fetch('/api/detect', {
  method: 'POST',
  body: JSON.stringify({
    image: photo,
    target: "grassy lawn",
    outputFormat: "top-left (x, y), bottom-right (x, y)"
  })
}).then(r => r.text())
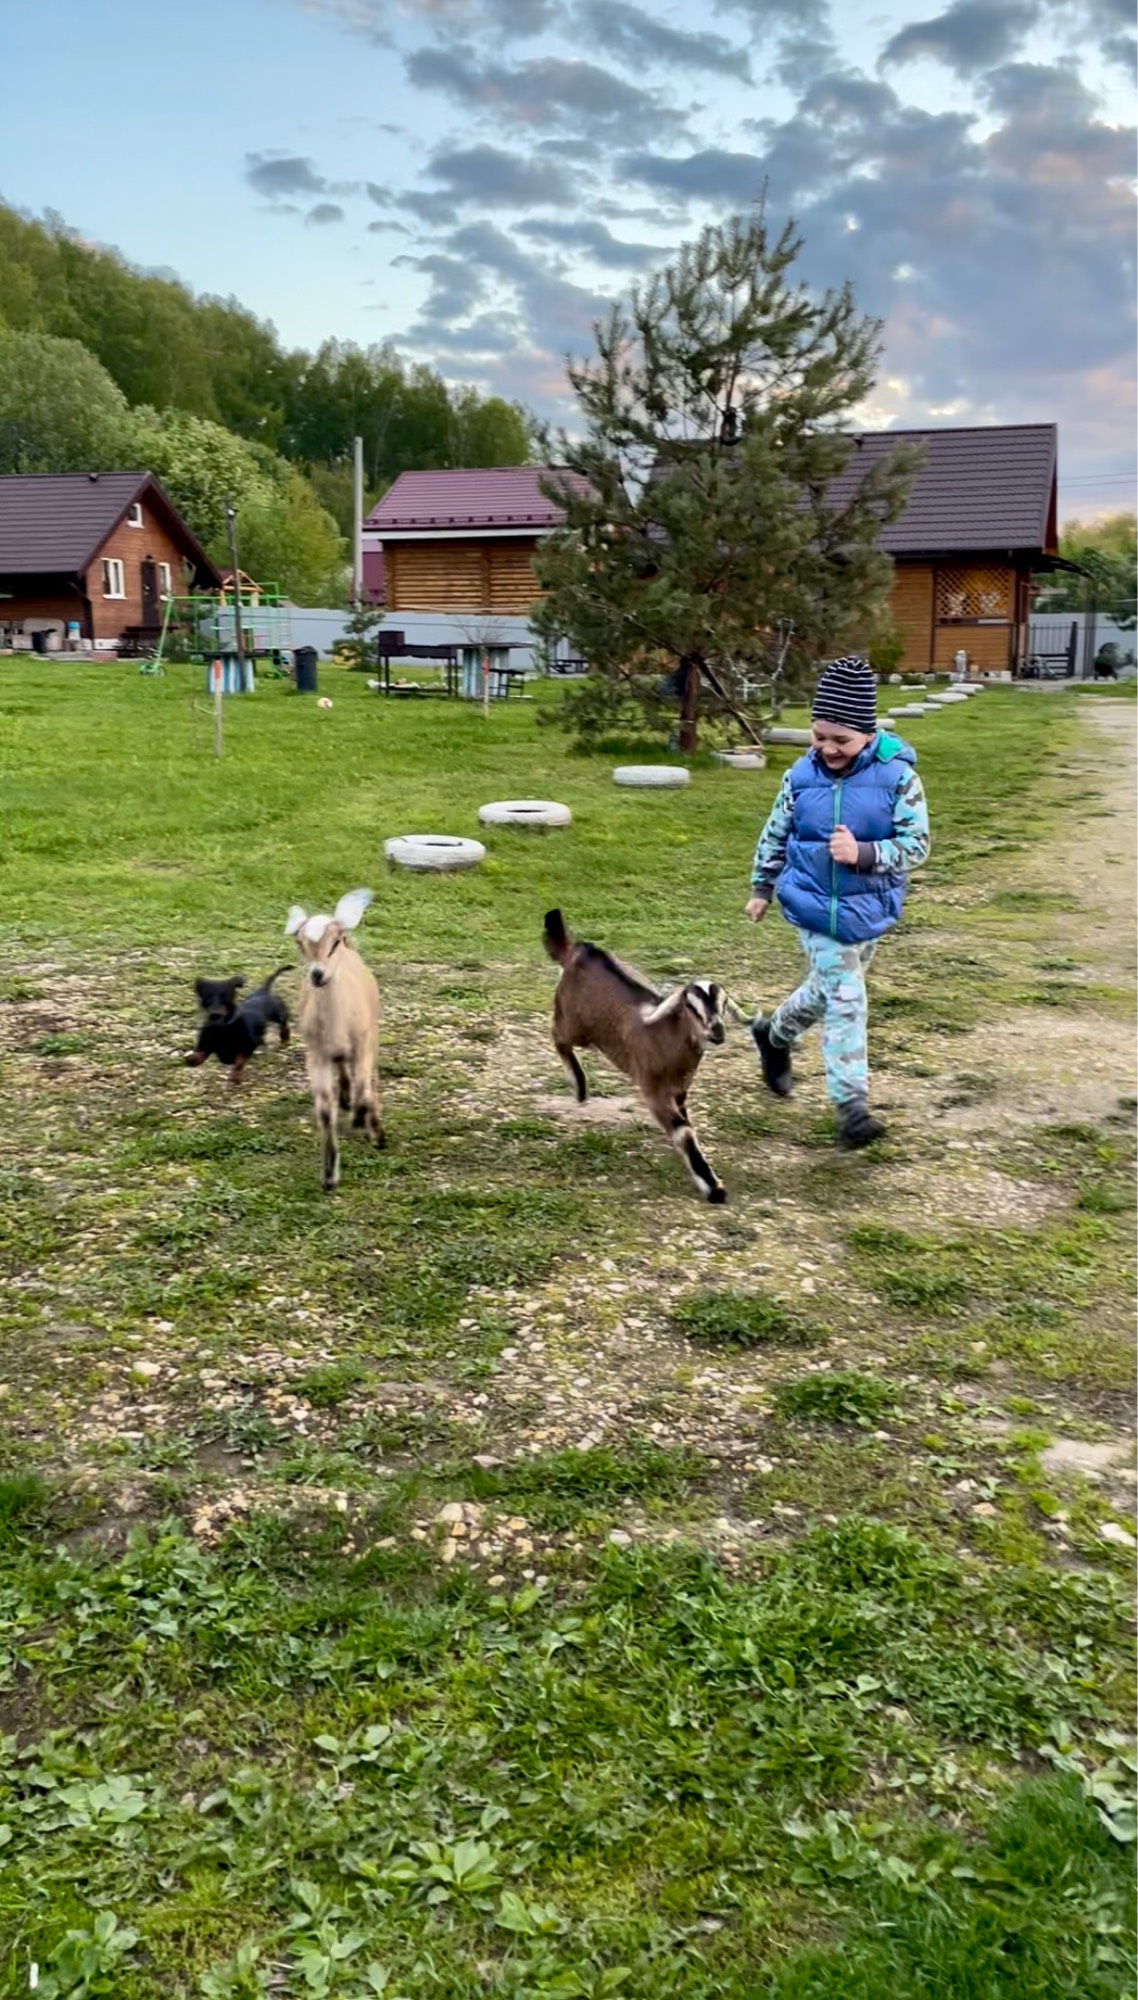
top-left (0, 661), bottom-right (1134, 1999)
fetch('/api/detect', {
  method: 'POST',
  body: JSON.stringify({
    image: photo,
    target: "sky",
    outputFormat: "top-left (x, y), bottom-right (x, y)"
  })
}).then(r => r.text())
top-left (3, 0), bottom-right (1135, 520)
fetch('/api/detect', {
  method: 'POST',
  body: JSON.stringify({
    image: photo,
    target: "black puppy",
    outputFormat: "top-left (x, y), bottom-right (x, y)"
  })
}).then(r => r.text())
top-left (185, 967), bottom-right (291, 1083)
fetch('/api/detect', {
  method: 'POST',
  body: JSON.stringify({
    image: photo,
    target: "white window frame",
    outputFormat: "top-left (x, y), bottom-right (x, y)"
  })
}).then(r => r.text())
top-left (126, 502), bottom-right (143, 528)
top-left (102, 558), bottom-right (125, 599)
top-left (157, 562), bottom-right (172, 599)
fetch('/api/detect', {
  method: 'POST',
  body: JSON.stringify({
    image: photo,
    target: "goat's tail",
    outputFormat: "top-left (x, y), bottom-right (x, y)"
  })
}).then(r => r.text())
top-left (543, 908), bottom-right (573, 965)
top-left (259, 965), bottom-right (293, 993)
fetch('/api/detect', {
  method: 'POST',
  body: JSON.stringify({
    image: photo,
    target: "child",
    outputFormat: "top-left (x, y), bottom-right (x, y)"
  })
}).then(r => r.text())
top-left (744, 654), bottom-right (930, 1149)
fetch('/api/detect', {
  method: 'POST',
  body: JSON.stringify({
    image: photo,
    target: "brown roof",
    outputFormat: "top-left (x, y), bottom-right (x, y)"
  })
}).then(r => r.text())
top-left (650, 423), bottom-right (1058, 557)
top-left (365, 466), bottom-right (592, 534)
top-left (830, 423), bottom-right (1058, 556)
top-left (0, 471), bottom-right (221, 582)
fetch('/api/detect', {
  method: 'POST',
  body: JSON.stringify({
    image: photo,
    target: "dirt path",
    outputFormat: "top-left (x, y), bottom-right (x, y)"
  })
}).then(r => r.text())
top-left (409, 697), bottom-right (1138, 1546)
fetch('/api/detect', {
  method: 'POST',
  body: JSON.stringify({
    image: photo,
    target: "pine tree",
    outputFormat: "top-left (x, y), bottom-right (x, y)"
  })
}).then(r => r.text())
top-left (334, 597), bottom-right (385, 672)
top-left (533, 209), bottom-right (922, 750)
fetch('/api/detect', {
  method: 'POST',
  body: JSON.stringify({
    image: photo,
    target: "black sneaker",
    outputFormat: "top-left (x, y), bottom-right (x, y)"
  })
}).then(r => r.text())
top-left (836, 1102), bottom-right (887, 1150)
top-left (750, 1016), bottom-right (794, 1097)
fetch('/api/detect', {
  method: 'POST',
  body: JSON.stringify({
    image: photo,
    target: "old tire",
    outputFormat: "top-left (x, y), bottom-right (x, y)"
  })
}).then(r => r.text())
top-left (712, 749), bottom-right (766, 769)
top-left (384, 834), bottom-right (486, 872)
top-left (612, 765), bottom-right (690, 788)
top-left (477, 799), bottom-right (572, 828)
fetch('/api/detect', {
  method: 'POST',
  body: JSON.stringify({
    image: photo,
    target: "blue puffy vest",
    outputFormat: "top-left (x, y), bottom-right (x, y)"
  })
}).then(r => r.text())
top-left (776, 733), bottom-right (917, 944)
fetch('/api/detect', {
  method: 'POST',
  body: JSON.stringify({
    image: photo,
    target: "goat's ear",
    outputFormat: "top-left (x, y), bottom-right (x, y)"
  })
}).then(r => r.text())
top-left (641, 988), bottom-right (686, 1025)
top-left (193, 978), bottom-right (209, 1002)
top-left (285, 905), bottom-right (308, 937)
top-left (227, 976), bottom-right (246, 994)
top-left (691, 981), bottom-right (722, 1016)
top-left (334, 888), bottom-right (374, 932)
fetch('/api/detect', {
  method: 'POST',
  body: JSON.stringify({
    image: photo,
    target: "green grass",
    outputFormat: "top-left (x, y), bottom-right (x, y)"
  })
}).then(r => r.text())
top-left (775, 1370), bottom-right (897, 1426)
top-left (672, 1290), bottom-right (824, 1349)
top-left (0, 661), bottom-right (1133, 1997)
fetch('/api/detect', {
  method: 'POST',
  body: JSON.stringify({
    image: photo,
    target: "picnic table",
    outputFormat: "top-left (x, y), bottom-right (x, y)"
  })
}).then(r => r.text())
top-left (376, 631), bottom-right (460, 697)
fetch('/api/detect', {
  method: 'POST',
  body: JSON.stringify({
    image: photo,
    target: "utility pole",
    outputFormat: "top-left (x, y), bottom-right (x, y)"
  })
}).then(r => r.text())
top-left (352, 435), bottom-right (364, 610)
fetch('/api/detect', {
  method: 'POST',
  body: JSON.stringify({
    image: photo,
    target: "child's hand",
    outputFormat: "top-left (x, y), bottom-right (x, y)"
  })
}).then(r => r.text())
top-left (829, 825), bottom-right (859, 865)
top-left (744, 896), bottom-right (771, 922)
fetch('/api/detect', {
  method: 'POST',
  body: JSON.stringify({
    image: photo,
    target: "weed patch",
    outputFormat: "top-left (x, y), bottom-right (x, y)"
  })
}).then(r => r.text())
top-left (673, 1289), bottom-right (824, 1349)
top-left (776, 1372), bottom-right (897, 1427)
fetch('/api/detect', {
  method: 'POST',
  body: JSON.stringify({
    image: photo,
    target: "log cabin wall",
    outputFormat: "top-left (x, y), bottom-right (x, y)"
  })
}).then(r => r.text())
top-left (386, 536), bottom-right (543, 616)
top-left (886, 557), bottom-right (1019, 673)
top-left (889, 562), bottom-right (935, 671)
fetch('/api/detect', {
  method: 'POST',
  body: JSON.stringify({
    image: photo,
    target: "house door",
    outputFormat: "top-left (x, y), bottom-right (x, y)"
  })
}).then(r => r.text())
top-left (140, 559), bottom-right (159, 629)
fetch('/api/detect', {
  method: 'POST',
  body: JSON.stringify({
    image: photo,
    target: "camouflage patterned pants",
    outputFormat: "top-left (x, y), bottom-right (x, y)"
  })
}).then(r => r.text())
top-left (769, 929), bottom-right (878, 1106)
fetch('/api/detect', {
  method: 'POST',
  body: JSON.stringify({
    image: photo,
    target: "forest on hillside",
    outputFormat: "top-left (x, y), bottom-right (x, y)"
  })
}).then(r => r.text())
top-left (0, 202), bottom-right (534, 602)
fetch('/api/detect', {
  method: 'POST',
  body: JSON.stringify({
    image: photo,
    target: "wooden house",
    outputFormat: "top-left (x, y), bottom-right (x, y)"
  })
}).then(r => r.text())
top-left (0, 472), bottom-right (221, 653)
top-left (362, 429), bottom-right (1058, 678)
top-left (362, 467), bottom-right (591, 619)
top-left (826, 423), bottom-right (1058, 675)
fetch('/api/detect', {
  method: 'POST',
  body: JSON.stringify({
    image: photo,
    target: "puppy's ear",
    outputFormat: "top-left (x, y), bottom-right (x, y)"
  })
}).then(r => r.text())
top-left (227, 976), bottom-right (246, 994)
top-left (334, 888), bottom-right (374, 932)
top-left (285, 905), bottom-right (308, 937)
top-left (194, 978), bottom-right (209, 1002)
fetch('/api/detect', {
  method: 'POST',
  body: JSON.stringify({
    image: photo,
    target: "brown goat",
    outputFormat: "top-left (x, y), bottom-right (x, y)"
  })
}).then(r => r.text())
top-left (543, 908), bottom-right (728, 1203)
top-left (286, 890), bottom-right (384, 1191)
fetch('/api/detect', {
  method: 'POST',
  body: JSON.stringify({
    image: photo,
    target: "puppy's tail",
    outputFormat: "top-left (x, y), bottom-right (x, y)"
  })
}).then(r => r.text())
top-left (258, 965), bottom-right (293, 993)
top-left (543, 909), bottom-right (573, 966)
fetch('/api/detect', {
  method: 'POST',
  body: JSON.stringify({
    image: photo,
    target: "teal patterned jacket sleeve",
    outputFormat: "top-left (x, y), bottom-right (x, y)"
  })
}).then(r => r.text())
top-left (750, 771), bottom-right (795, 894)
top-left (868, 767), bottom-right (930, 874)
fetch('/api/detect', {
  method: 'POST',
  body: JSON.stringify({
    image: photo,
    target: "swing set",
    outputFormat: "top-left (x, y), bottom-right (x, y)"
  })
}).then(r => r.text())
top-left (140, 573), bottom-right (294, 680)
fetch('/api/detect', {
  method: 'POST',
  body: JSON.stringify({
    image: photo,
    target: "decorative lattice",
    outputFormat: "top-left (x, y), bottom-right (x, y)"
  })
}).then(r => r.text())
top-left (936, 566), bottom-right (1012, 621)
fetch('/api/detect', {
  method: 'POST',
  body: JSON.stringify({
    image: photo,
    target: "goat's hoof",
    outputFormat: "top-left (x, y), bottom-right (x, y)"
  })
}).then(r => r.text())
top-left (707, 1185), bottom-right (728, 1205)
top-left (375, 1129), bottom-right (387, 1150)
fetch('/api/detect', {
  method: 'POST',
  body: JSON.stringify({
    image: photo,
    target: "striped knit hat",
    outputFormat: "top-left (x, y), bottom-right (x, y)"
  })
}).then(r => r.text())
top-left (811, 654), bottom-right (877, 734)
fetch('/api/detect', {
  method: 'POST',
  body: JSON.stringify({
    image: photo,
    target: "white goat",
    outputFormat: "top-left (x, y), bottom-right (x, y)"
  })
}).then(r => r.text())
top-left (285, 889), bottom-right (383, 1190)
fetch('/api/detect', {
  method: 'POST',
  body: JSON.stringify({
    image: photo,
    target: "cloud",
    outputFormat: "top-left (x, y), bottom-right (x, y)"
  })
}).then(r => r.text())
top-left (881, 0), bottom-right (1040, 76)
top-left (403, 45), bottom-right (687, 143)
top-left (575, 0), bottom-right (751, 79)
top-left (280, 0), bottom-right (392, 41)
top-left (306, 202), bottom-right (346, 225)
top-left (245, 152), bottom-right (330, 198)
top-left (396, 222), bottom-right (610, 406)
top-left (519, 217), bottom-right (664, 268)
top-left (397, 0), bottom-right (558, 31)
top-left (618, 146), bottom-right (770, 203)
top-left (715, 0), bottom-right (831, 38)
top-left (1102, 32), bottom-right (1137, 71)
top-left (409, 142), bottom-right (579, 213)
top-left (395, 249), bottom-right (490, 322)
top-left (609, 57), bottom-right (1134, 483)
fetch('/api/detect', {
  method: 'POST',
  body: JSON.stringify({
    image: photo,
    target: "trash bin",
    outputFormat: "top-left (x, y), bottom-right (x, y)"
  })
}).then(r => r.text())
top-left (30, 629), bottom-right (48, 656)
top-left (294, 645), bottom-right (318, 693)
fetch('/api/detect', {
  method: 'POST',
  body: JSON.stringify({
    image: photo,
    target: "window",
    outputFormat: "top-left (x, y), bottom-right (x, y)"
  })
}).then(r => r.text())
top-left (102, 558), bottom-right (125, 599)
top-left (126, 502), bottom-right (143, 528)
top-left (158, 562), bottom-right (172, 598)
top-left (936, 565), bottom-right (1012, 622)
